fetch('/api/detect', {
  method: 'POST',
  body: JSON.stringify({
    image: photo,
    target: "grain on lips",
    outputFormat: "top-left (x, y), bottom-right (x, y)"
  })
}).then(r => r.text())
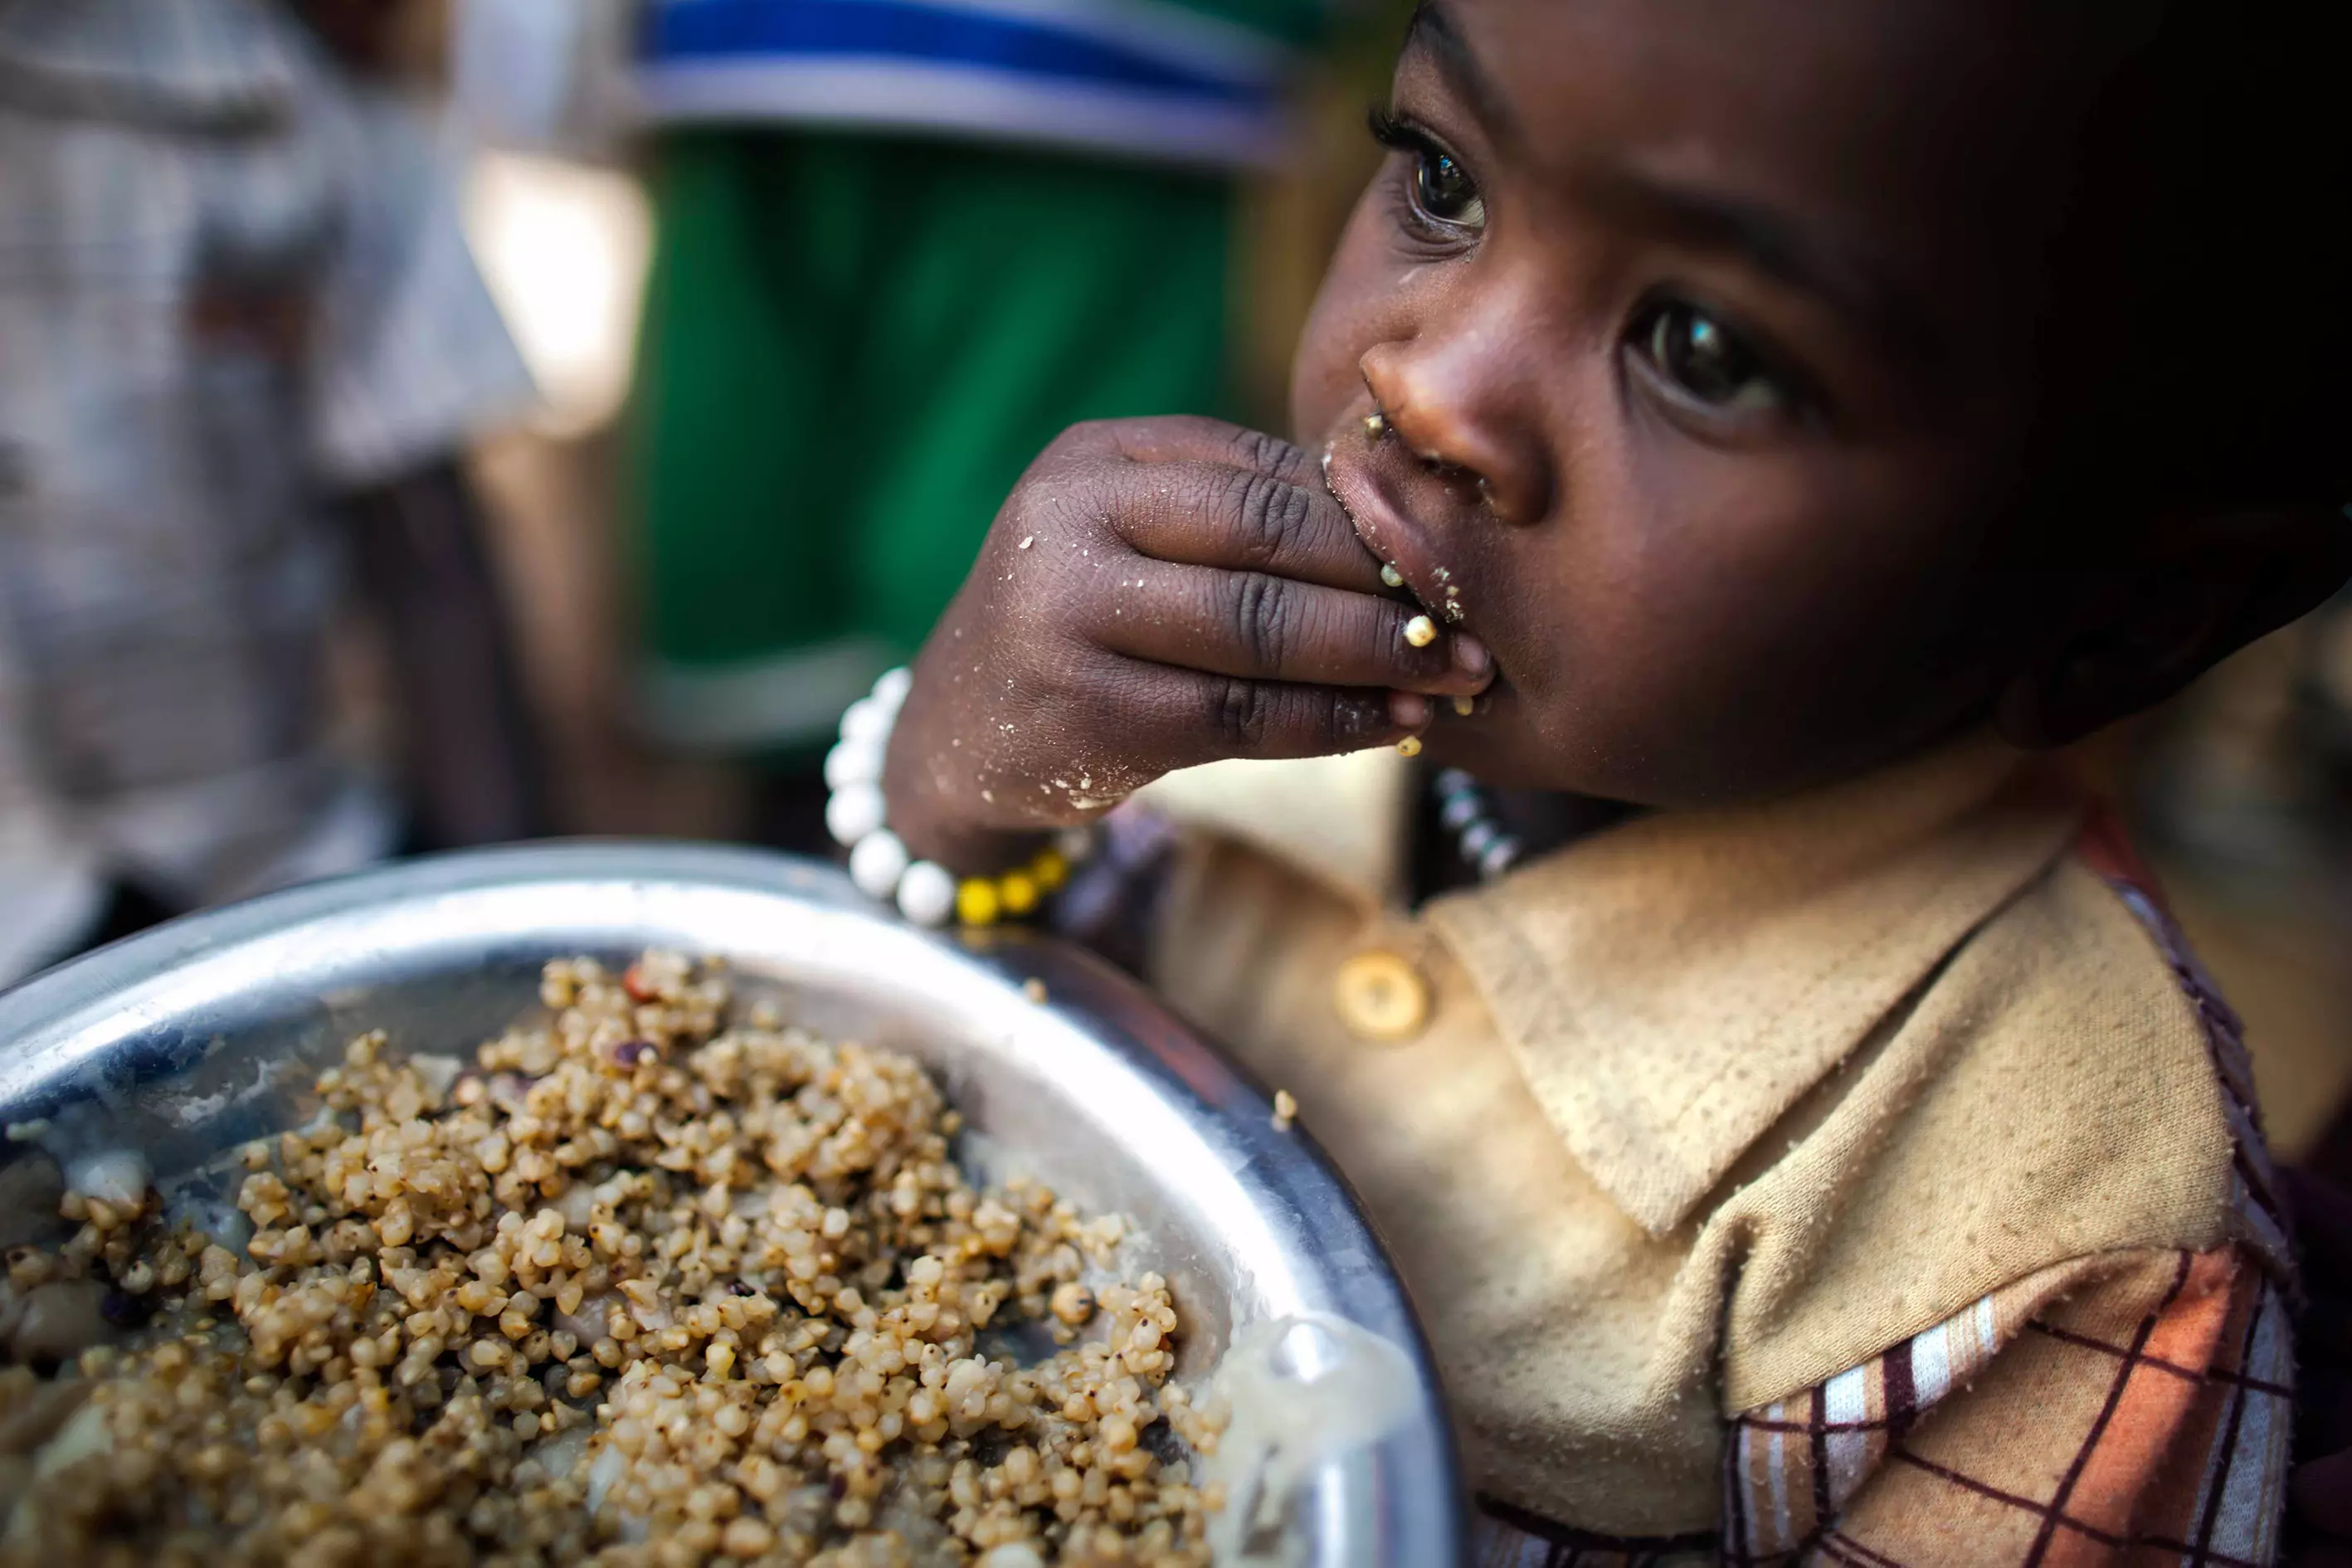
top-left (0, 954), bottom-right (1226, 1566)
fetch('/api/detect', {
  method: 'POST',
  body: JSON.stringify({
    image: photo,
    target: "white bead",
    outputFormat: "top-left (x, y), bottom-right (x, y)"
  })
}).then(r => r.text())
top-left (870, 667), bottom-right (913, 713)
top-left (824, 735), bottom-right (885, 791)
top-left (848, 830), bottom-right (909, 899)
top-left (1478, 837), bottom-right (1522, 879)
top-left (840, 698), bottom-right (892, 746)
top-left (897, 860), bottom-right (957, 927)
top-left (1460, 821), bottom-right (1497, 858)
top-left (1055, 826), bottom-right (1097, 865)
top-left (826, 782), bottom-right (887, 847)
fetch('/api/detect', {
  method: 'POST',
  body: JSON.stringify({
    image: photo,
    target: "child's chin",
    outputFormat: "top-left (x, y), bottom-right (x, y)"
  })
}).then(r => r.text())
top-left (1416, 721), bottom-right (1534, 782)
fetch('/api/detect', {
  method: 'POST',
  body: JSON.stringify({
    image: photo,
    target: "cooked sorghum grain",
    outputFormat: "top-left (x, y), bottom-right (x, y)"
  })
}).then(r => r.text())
top-left (0, 955), bottom-right (1223, 1566)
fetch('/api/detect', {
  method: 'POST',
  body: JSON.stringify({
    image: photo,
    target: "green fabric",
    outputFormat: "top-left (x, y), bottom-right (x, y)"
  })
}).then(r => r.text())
top-left (632, 129), bottom-right (1234, 751)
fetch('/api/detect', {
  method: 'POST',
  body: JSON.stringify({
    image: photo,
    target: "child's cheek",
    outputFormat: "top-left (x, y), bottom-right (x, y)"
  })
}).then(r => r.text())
top-left (1288, 295), bottom-right (1363, 446)
top-left (1288, 198), bottom-right (1410, 445)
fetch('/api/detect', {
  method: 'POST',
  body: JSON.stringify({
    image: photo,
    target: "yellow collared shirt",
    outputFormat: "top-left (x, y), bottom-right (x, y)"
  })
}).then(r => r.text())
top-left (1135, 736), bottom-right (2292, 1562)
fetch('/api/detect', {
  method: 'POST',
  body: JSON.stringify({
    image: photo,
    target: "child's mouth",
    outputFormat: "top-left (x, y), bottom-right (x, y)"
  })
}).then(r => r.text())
top-left (1319, 431), bottom-right (1469, 630)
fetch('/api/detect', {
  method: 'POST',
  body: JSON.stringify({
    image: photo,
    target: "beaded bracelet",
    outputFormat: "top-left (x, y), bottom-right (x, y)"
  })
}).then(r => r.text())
top-left (823, 668), bottom-right (1093, 928)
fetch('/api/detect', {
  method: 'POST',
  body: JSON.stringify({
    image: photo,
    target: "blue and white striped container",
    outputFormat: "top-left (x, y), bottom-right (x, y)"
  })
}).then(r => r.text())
top-left (635, 0), bottom-right (1303, 167)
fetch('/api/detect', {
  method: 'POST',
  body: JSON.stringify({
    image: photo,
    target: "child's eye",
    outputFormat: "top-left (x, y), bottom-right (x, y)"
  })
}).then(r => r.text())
top-left (1410, 147), bottom-right (1485, 231)
top-left (1370, 111), bottom-right (1486, 237)
top-left (1631, 300), bottom-right (1794, 416)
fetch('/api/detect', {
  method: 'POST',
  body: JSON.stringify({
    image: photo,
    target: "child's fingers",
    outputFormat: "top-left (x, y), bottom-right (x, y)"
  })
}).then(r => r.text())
top-left (1088, 416), bottom-right (1324, 491)
top-left (1042, 416), bottom-right (1390, 592)
top-left (1085, 562), bottom-right (1491, 695)
top-left (1099, 460), bottom-right (1388, 595)
top-left (1127, 669), bottom-right (1428, 766)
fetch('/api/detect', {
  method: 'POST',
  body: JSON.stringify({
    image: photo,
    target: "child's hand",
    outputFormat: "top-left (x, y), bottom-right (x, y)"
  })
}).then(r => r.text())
top-left (884, 416), bottom-right (1493, 866)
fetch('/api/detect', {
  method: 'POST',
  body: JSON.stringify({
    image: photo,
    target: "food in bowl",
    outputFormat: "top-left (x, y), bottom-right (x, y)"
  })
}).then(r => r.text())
top-left (0, 954), bottom-right (1225, 1566)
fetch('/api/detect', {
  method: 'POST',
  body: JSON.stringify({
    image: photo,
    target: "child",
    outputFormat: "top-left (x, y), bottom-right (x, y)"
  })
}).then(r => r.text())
top-left (867, 0), bottom-right (2352, 1559)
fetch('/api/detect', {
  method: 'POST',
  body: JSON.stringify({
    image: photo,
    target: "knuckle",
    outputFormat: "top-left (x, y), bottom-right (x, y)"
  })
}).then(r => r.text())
top-left (1223, 425), bottom-right (1305, 482)
top-left (1210, 678), bottom-right (1273, 749)
top-left (1057, 417), bottom-right (1120, 453)
top-left (1030, 423), bottom-right (1100, 478)
top-left (1045, 420), bottom-right (1141, 481)
top-left (1089, 415), bottom-right (1187, 467)
top-left (1226, 572), bottom-right (1292, 673)
top-left (1024, 489), bottom-right (1107, 553)
top-left (1225, 470), bottom-right (1312, 571)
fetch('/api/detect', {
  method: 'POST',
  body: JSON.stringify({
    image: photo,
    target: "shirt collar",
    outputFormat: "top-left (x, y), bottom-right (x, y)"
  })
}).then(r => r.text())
top-left (0, 0), bottom-right (309, 126)
top-left (1425, 733), bottom-right (2082, 1235)
top-left (1142, 733), bottom-right (2082, 1238)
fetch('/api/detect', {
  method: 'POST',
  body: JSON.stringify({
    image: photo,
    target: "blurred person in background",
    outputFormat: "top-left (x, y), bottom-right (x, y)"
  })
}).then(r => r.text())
top-left (0, 0), bottom-right (546, 986)
top-left (626, 0), bottom-right (1335, 849)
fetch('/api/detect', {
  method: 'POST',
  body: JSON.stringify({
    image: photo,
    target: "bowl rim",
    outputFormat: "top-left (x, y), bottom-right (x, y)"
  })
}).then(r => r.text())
top-left (0, 840), bottom-right (1467, 1566)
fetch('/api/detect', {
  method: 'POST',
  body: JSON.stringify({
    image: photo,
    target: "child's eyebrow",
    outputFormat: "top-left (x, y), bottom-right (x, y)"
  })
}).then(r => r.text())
top-left (1405, 1), bottom-right (1937, 364)
top-left (1571, 166), bottom-right (1941, 363)
top-left (1405, 1), bottom-right (1525, 153)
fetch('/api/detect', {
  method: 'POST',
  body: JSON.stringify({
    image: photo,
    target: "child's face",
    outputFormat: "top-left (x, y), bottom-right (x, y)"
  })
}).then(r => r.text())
top-left (1303, 0), bottom-right (2095, 805)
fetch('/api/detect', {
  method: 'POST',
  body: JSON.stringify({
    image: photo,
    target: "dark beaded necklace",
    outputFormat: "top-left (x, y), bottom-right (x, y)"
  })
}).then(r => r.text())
top-left (1415, 771), bottom-right (1637, 898)
top-left (1434, 767), bottom-right (1524, 881)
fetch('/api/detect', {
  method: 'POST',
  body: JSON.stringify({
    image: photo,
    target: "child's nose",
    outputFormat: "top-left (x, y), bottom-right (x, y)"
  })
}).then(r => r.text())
top-left (1358, 340), bottom-right (1553, 527)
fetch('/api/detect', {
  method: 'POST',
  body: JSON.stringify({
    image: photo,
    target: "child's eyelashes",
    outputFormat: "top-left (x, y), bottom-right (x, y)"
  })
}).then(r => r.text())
top-left (1370, 110), bottom-right (1487, 241)
top-left (1626, 298), bottom-right (1815, 431)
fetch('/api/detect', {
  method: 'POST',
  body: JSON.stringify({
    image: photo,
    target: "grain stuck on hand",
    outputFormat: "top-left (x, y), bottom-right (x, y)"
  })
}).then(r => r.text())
top-left (0, 955), bottom-right (1225, 1566)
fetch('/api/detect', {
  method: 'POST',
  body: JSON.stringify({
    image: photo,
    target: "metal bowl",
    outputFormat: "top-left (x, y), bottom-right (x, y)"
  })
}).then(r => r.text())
top-left (0, 842), bottom-right (1462, 1566)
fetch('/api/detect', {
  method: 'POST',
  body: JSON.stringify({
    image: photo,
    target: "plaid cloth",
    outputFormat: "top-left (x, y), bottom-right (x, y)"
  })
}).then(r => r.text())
top-left (1469, 829), bottom-right (2296, 1567)
top-left (0, 0), bottom-right (532, 981)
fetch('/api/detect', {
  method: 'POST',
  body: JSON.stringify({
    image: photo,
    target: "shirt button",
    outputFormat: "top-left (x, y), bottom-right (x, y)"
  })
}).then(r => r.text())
top-left (1332, 949), bottom-right (1430, 1043)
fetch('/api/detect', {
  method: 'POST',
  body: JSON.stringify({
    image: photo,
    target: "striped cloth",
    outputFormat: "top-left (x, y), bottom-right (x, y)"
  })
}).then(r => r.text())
top-left (632, 0), bottom-right (1332, 166)
top-left (1468, 834), bottom-right (2296, 1568)
top-left (0, 0), bottom-right (533, 981)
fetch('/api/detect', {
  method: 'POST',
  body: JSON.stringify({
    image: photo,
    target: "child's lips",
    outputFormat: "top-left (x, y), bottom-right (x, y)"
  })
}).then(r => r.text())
top-left (1320, 442), bottom-right (1463, 628)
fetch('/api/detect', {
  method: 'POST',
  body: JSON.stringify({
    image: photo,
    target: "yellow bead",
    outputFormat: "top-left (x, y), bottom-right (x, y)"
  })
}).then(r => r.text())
top-left (1030, 849), bottom-right (1069, 891)
top-left (999, 872), bottom-right (1039, 917)
top-left (956, 878), bottom-right (1002, 928)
